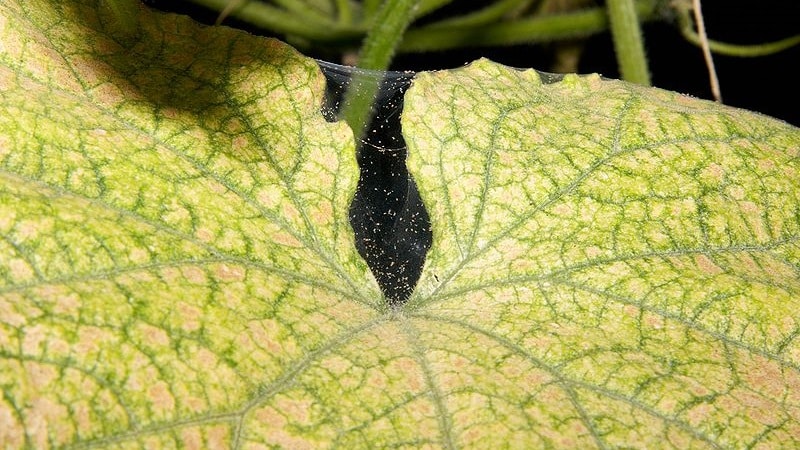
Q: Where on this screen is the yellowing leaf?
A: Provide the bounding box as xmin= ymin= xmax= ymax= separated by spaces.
xmin=0 ymin=1 xmax=388 ymax=447
xmin=2 ymin=0 xmax=800 ymax=448
xmin=404 ymin=60 xmax=800 ymax=447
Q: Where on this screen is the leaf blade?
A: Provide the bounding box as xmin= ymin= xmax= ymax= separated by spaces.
xmin=405 ymin=58 xmax=800 ymax=447
xmin=0 ymin=1 xmax=387 ymax=447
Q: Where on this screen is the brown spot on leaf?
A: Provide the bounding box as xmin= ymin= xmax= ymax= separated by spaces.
xmin=275 ymin=397 xmax=313 ymax=424
xmin=320 ymin=355 xmax=351 ymax=377
xmin=207 ymin=424 xmax=229 ymax=449
xmin=181 ymin=428 xmax=202 ymax=450
xmin=160 ymin=266 xmax=181 ymax=282
xmin=757 ymin=158 xmax=776 ymax=171
xmin=9 ymin=258 xmax=34 ymax=281
xmin=128 ymin=247 xmax=149 ymax=263
xmin=255 ymin=406 xmax=286 ymax=428
xmin=0 ymin=296 xmax=27 ymax=327
xmin=232 ymin=135 xmax=248 ymax=151
xmin=728 ymin=185 xmax=746 ymax=200
xmin=705 ymin=162 xmax=725 ymax=180
xmin=623 ymin=304 xmax=639 ymax=317
xmin=310 ymin=201 xmax=332 ymax=225
xmin=162 ymin=107 xmax=180 ymax=120
xmin=178 ymin=302 xmax=201 ymax=332
xmin=742 ymin=356 xmax=784 ymax=400
xmin=215 ymin=263 xmax=245 ymax=282
xmin=392 ymin=357 xmax=423 ymax=392
xmin=0 ymin=204 xmax=13 ymax=229
xmin=21 ymin=324 xmax=46 ymax=356
xmin=644 ymin=312 xmax=665 ymax=330
xmin=25 ymin=361 xmax=58 ymax=389
xmin=196 ymin=227 xmax=214 ymax=242
xmin=695 ymin=254 xmax=723 ymax=275
xmin=140 ymin=323 xmax=170 ymax=347
xmin=148 ymin=381 xmax=176 ymax=415
xmin=72 ymin=401 xmax=92 ymax=436
xmin=27 ymin=397 xmax=71 ymax=448
xmin=247 ymin=320 xmax=282 ymax=353
xmin=737 ymin=389 xmax=782 ymax=426
xmin=685 ymin=402 xmax=712 ymax=428
xmin=182 ymin=266 xmax=207 ymax=284
xmin=273 ymin=231 xmax=301 ymax=247
xmin=75 ymin=326 xmax=113 ymax=356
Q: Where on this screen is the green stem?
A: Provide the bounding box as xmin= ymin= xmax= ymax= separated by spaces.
xmin=677 ymin=9 xmax=800 ymax=57
xmin=423 ymin=0 xmax=532 ymax=29
xmin=335 ymin=0 xmax=353 ymax=23
xmin=399 ymin=0 xmax=657 ymax=52
xmin=606 ymin=0 xmax=651 ymax=85
xmin=415 ymin=0 xmax=455 ymax=18
xmin=185 ymin=0 xmax=364 ymax=41
xmin=697 ymin=33 xmax=800 ymax=57
xmin=340 ymin=0 xmax=420 ymax=139
xmin=363 ymin=0 xmax=382 ymax=18
xmin=271 ymin=0 xmax=330 ymax=22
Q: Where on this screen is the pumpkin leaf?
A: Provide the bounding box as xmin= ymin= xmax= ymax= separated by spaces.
xmin=1 ymin=1 xmax=799 ymax=448
xmin=404 ymin=61 xmax=800 ymax=447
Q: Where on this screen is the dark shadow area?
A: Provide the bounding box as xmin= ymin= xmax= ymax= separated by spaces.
xmin=319 ymin=62 xmax=432 ymax=306
xmin=147 ymin=0 xmax=799 ymax=126
xmin=56 ymin=1 xmax=254 ymax=114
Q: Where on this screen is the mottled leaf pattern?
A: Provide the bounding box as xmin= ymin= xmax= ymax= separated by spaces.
xmin=405 ymin=61 xmax=800 ymax=448
xmin=1 ymin=1 xmax=799 ymax=448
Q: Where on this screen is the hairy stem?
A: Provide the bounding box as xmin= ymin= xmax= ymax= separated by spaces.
xmin=423 ymin=0 xmax=533 ymax=29
xmin=675 ymin=6 xmax=800 ymax=57
xmin=399 ymin=0 xmax=657 ymax=52
xmin=185 ymin=0 xmax=364 ymax=41
xmin=415 ymin=0 xmax=455 ymax=18
xmin=691 ymin=0 xmax=721 ymax=102
xmin=335 ymin=0 xmax=353 ymax=23
xmin=606 ymin=0 xmax=651 ymax=85
xmin=340 ymin=0 xmax=420 ymax=139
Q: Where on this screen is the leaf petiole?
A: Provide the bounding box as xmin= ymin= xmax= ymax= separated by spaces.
xmin=606 ymin=0 xmax=651 ymax=85
xmin=398 ymin=0 xmax=658 ymax=52
xmin=340 ymin=0 xmax=420 ymax=139
xmin=674 ymin=3 xmax=800 ymax=57
xmin=185 ymin=0 xmax=365 ymax=41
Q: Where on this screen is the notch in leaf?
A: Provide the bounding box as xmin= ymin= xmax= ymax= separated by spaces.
xmin=319 ymin=61 xmax=432 ymax=306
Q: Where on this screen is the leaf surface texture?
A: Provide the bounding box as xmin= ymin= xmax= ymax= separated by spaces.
xmin=1 ymin=1 xmax=799 ymax=448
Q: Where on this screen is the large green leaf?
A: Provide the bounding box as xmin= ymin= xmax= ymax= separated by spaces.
xmin=1 ymin=1 xmax=799 ymax=449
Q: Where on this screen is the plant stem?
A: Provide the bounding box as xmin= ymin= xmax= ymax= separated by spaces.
xmin=606 ymin=0 xmax=650 ymax=85
xmin=691 ymin=0 xmax=721 ymax=102
xmin=676 ymin=8 xmax=800 ymax=57
xmin=185 ymin=0 xmax=364 ymax=41
xmin=690 ymin=33 xmax=800 ymax=57
xmin=335 ymin=0 xmax=353 ymax=24
xmin=363 ymin=0 xmax=382 ymax=18
xmin=271 ymin=0 xmax=331 ymax=23
xmin=423 ymin=0 xmax=532 ymax=29
xmin=399 ymin=0 xmax=657 ymax=52
xmin=415 ymin=0 xmax=455 ymax=18
xmin=340 ymin=0 xmax=420 ymax=139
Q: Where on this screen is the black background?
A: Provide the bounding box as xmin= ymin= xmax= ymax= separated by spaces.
xmin=149 ymin=0 xmax=799 ymax=126
xmin=390 ymin=0 xmax=800 ymax=126
xmin=146 ymin=0 xmax=797 ymax=303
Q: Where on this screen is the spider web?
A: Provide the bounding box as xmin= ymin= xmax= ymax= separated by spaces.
xmin=318 ymin=60 xmax=432 ymax=305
